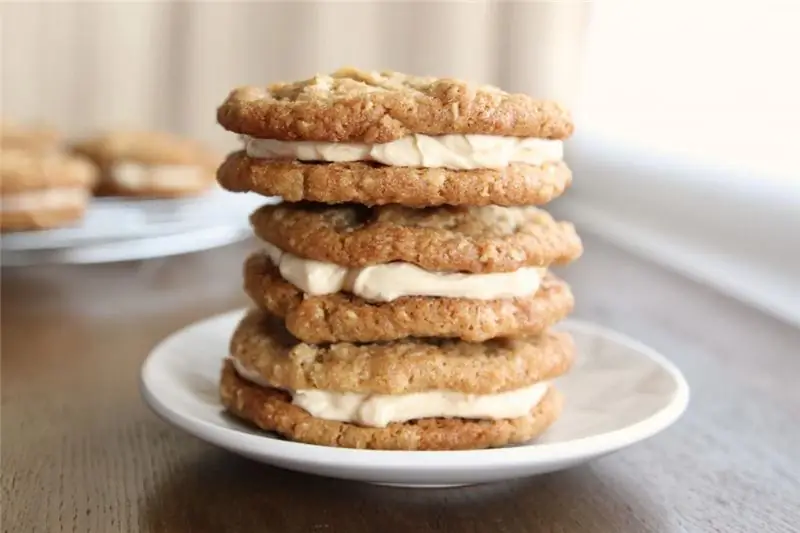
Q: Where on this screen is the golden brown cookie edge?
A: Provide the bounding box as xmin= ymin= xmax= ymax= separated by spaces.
xmin=229 ymin=309 xmax=575 ymax=395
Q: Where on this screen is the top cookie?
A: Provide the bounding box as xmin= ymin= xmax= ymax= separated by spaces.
xmin=218 ymin=67 xmax=574 ymax=142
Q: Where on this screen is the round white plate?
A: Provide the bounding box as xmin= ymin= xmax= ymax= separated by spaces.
xmin=141 ymin=310 xmax=689 ymax=488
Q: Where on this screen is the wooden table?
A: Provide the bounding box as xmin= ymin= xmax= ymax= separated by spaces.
xmin=3 ymin=234 xmax=798 ymax=533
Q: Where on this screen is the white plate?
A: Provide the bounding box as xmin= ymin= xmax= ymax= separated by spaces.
xmin=1 ymin=190 xmax=272 ymax=250
xmin=141 ymin=310 xmax=689 ymax=488
xmin=2 ymin=191 xmax=275 ymax=265
xmin=1 ymin=226 xmax=252 ymax=266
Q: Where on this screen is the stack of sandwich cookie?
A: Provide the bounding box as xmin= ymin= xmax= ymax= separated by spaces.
xmin=2 ymin=122 xmax=97 ymax=232
xmin=72 ymin=131 xmax=220 ymax=198
xmin=216 ymin=68 xmax=582 ymax=451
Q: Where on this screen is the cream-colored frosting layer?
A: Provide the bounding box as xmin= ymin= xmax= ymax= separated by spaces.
xmin=0 ymin=187 xmax=88 ymax=212
xmin=245 ymin=134 xmax=563 ymax=169
xmin=110 ymin=163 xmax=207 ymax=189
xmin=262 ymin=242 xmax=544 ymax=302
xmin=230 ymin=357 xmax=550 ymax=428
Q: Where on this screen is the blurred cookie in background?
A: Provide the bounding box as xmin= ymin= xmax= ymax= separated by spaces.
xmin=72 ymin=131 xmax=220 ymax=198
xmin=1 ymin=121 xmax=61 ymax=152
xmin=1 ymin=148 xmax=97 ymax=232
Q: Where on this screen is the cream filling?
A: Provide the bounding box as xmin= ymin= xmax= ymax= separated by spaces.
xmin=230 ymin=357 xmax=550 ymax=428
xmin=262 ymin=242 xmax=544 ymax=302
xmin=245 ymin=134 xmax=563 ymax=169
xmin=110 ymin=162 xmax=207 ymax=190
xmin=0 ymin=187 xmax=88 ymax=212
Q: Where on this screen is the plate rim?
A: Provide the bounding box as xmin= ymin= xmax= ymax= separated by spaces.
xmin=3 ymin=226 xmax=251 ymax=266
xmin=1 ymin=191 xmax=275 ymax=252
xmin=141 ymin=309 xmax=690 ymax=469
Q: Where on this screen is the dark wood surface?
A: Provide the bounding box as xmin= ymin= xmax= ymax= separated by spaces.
xmin=2 ymin=234 xmax=798 ymax=533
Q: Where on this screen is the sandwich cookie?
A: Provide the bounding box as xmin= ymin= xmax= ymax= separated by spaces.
xmin=243 ymin=251 xmax=575 ymax=343
xmin=221 ymin=310 xmax=573 ymax=450
xmin=1 ymin=148 xmax=97 ymax=232
xmin=221 ymin=362 xmax=562 ymax=451
xmin=72 ymin=131 xmax=220 ymax=198
xmin=250 ymin=202 xmax=582 ymax=273
xmin=216 ymin=67 xmax=574 ymax=206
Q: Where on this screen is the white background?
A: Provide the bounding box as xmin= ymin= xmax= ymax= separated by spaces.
xmin=558 ymin=1 xmax=800 ymax=326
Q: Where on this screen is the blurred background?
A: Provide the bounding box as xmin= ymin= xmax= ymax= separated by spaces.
xmin=1 ymin=1 xmax=588 ymax=150
xmin=1 ymin=0 xmax=798 ymax=324
xmin=4 ymin=5 xmax=800 ymax=531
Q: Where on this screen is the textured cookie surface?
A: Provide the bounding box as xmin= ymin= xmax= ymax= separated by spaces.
xmin=251 ymin=202 xmax=582 ymax=273
xmin=244 ymin=252 xmax=574 ymax=343
xmin=72 ymin=130 xmax=220 ymax=168
xmin=0 ymin=149 xmax=97 ymax=193
xmin=221 ymin=361 xmax=562 ymax=451
xmin=229 ymin=310 xmax=574 ymax=395
xmin=218 ymin=151 xmax=571 ymax=207
xmin=217 ymin=67 xmax=574 ymax=142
